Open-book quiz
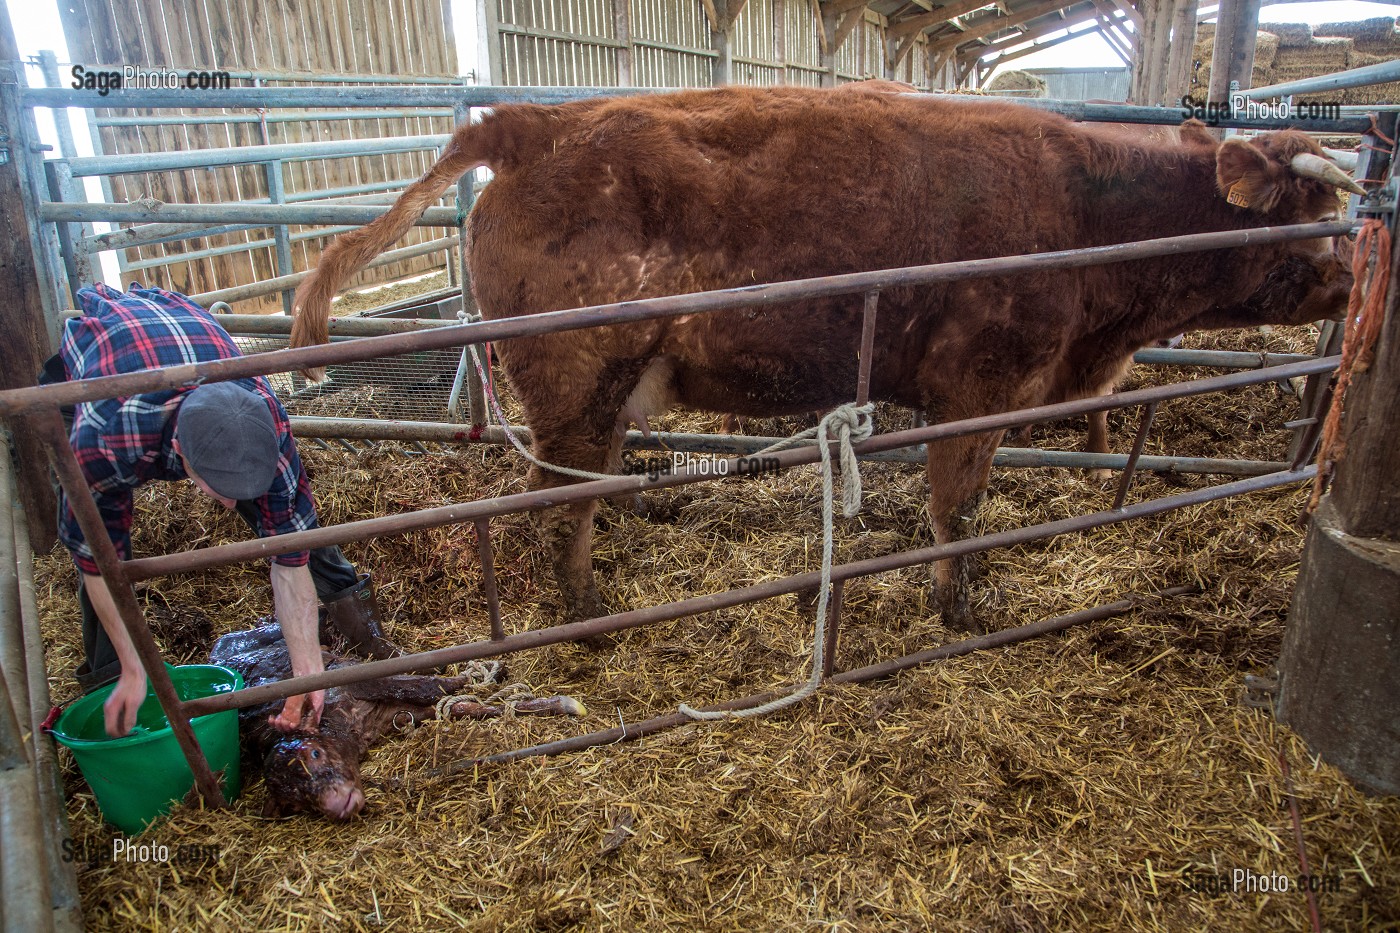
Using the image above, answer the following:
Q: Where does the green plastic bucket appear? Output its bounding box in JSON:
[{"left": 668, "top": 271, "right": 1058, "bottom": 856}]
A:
[{"left": 51, "top": 664, "right": 243, "bottom": 834}]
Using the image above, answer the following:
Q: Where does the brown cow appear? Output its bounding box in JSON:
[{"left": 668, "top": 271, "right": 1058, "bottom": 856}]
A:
[{"left": 291, "top": 85, "right": 1357, "bottom": 633}]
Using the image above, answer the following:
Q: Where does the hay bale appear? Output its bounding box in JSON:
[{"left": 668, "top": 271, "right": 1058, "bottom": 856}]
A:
[
  {"left": 1317, "top": 16, "right": 1399, "bottom": 53},
  {"left": 1187, "top": 30, "right": 1277, "bottom": 100},
  {"left": 1342, "top": 50, "right": 1400, "bottom": 105},
  {"left": 986, "top": 69, "right": 1048, "bottom": 97},
  {"left": 1267, "top": 21, "right": 1315, "bottom": 47}
]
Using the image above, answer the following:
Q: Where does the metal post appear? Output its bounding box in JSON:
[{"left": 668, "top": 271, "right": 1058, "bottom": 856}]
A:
[
  {"left": 821, "top": 579, "right": 845, "bottom": 680},
  {"left": 452, "top": 102, "right": 486, "bottom": 427},
  {"left": 29, "top": 408, "right": 226, "bottom": 808},
  {"left": 855, "top": 291, "right": 878, "bottom": 406},
  {"left": 474, "top": 518, "right": 505, "bottom": 640},
  {"left": 265, "top": 160, "right": 295, "bottom": 314},
  {"left": 1113, "top": 402, "right": 1158, "bottom": 510}
]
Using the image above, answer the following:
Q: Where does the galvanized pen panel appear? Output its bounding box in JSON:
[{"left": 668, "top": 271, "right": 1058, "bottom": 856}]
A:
[{"left": 53, "top": 0, "right": 459, "bottom": 313}]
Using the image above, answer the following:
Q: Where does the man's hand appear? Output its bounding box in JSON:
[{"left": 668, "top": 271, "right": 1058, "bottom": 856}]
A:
[
  {"left": 269, "top": 562, "right": 325, "bottom": 732},
  {"left": 81, "top": 573, "right": 151, "bottom": 737},
  {"left": 104, "top": 666, "right": 148, "bottom": 737}
]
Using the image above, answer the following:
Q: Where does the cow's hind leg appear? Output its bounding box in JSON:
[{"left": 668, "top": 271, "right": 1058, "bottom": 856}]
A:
[
  {"left": 925, "top": 430, "right": 1002, "bottom": 635},
  {"left": 1085, "top": 409, "right": 1114, "bottom": 483}
]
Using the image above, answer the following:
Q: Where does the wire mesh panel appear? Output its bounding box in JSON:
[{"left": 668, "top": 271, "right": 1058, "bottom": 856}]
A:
[{"left": 233, "top": 334, "right": 467, "bottom": 422}]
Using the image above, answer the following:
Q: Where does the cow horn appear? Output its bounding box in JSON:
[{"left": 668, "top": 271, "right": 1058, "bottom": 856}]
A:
[
  {"left": 1290, "top": 152, "right": 1366, "bottom": 196},
  {"left": 1321, "top": 147, "right": 1360, "bottom": 172}
]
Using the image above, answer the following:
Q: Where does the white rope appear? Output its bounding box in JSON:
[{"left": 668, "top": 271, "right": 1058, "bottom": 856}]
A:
[
  {"left": 678, "top": 402, "right": 873, "bottom": 720},
  {"left": 467, "top": 344, "right": 876, "bottom": 722},
  {"left": 468, "top": 344, "right": 620, "bottom": 481}
]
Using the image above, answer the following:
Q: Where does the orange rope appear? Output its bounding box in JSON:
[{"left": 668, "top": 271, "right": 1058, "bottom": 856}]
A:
[{"left": 1309, "top": 219, "right": 1393, "bottom": 512}]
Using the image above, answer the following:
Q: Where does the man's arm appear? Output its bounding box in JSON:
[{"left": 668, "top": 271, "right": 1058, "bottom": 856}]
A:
[
  {"left": 268, "top": 561, "right": 326, "bottom": 730},
  {"left": 81, "top": 573, "right": 147, "bottom": 737}
]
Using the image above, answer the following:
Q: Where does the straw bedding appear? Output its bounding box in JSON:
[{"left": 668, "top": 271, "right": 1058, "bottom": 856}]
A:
[{"left": 35, "top": 323, "right": 1400, "bottom": 931}]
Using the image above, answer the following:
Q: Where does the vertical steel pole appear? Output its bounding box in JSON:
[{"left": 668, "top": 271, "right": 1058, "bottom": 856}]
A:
[
  {"left": 265, "top": 160, "right": 295, "bottom": 314},
  {"left": 452, "top": 101, "right": 487, "bottom": 426},
  {"left": 30, "top": 408, "right": 226, "bottom": 808},
  {"left": 820, "top": 579, "right": 845, "bottom": 680},
  {"left": 474, "top": 518, "right": 505, "bottom": 640},
  {"left": 855, "top": 291, "right": 879, "bottom": 406}
]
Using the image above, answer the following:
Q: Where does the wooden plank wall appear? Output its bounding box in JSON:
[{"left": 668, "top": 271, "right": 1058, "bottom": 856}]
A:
[
  {"left": 491, "top": 0, "right": 931, "bottom": 90},
  {"left": 56, "top": 0, "right": 458, "bottom": 313}
]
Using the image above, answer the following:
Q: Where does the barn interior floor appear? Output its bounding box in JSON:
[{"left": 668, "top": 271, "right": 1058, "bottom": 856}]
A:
[{"left": 36, "top": 324, "right": 1399, "bottom": 932}]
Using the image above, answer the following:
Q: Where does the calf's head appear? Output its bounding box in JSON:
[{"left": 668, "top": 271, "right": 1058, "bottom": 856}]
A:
[{"left": 260, "top": 732, "right": 365, "bottom": 821}]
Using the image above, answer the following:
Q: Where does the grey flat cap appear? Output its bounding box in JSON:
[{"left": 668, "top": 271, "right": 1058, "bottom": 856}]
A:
[{"left": 176, "top": 383, "right": 279, "bottom": 501}]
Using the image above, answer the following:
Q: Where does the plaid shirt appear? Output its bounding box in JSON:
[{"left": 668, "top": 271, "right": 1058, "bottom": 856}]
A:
[{"left": 57, "top": 284, "right": 316, "bottom": 575}]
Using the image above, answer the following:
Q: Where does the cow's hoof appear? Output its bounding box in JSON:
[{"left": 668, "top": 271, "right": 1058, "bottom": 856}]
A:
[
  {"left": 1087, "top": 468, "right": 1115, "bottom": 485},
  {"left": 563, "top": 589, "right": 615, "bottom": 649},
  {"left": 935, "top": 587, "right": 985, "bottom": 636}
]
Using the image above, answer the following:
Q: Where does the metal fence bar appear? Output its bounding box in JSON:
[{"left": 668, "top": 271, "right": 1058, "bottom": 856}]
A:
[
  {"left": 20, "top": 86, "right": 1379, "bottom": 133},
  {"left": 0, "top": 221, "right": 1354, "bottom": 417},
  {"left": 285, "top": 416, "right": 1291, "bottom": 476},
  {"left": 115, "top": 357, "right": 1336, "bottom": 582},
  {"left": 179, "top": 467, "right": 1314, "bottom": 717},
  {"left": 42, "top": 201, "right": 459, "bottom": 227},
  {"left": 433, "top": 583, "right": 1201, "bottom": 772},
  {"left": 93, "top": 109, "right": 453, "bottom": 127},
  {"left": 61, "top": 134, "right": 452, "bottom": 176},
  {"left": 188, "top": 234, "right": 459, "bottom": 306},
  {"left": 1239, "top": 58, "right": 1400, "bottom": 101}
]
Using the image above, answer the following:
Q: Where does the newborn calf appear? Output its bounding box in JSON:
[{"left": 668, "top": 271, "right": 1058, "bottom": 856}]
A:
[{"left": 210, "top": 625, "right": 582, "bottom": 820}]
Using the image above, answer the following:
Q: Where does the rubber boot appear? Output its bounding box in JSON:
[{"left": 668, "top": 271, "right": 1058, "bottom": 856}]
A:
[{"left": 320, "top": 573, "right": 401, "bottom": 660}]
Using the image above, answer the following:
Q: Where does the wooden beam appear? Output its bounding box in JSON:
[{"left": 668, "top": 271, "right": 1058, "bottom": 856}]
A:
[
  {"left": 610, "top": 0, "right": 633, "bottom": 85},
  {"left": 1106, "top": 0, "right": 1144, "bottom": 31},
  {"left": 927, "top": 0, "right": 1080, "bottom": 56},
  {"left": 891, "top": 34, "right": 920, "bottom": 73},
  {"left": 1096, "top": 15, "right": 1133, "bottom": 64},
  {"left": 709, "top": 0, "right": 733, "bottom": 85},
  {"left": 773, "top": 0, "right": 787, "bottom": 83},
  {"left": 834, "top": 5, "right": 865, "bottom": 50},
  {"left": 823, "top": 0, "right": 872, "bottom": 14},
  {"left": 983, "top": 17, "right": 1105, "bottom": 67},
  {"left": 0, "top": 27, "right": 60, "bottom": 548},
  {"left": 974, "top": 6, "right": 1097, "bottom": 57},
  {"left": 1164, "top": 0, "right": 1197, "bottom": 102},
  {"left": 701, "top": 0, "right": 723, "bottom": 31},
  {"left": 888, "top": 0, "right": 998, "bottom": 39},
  {"left": 729, "top": 0, "right": 752, "bottom": 22},
  {"left": 1091, "top": 0, "right": 1135, "bottom": 50}
]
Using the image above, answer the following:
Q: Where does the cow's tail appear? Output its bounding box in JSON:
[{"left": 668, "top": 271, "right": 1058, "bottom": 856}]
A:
[{"left": 289, "top": 106, "right": 557, "bottom": 379}]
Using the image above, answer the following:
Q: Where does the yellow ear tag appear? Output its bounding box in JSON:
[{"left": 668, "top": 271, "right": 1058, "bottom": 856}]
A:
[{"left": 1226, "top": 181, "right": 1250, "bottom": 208}]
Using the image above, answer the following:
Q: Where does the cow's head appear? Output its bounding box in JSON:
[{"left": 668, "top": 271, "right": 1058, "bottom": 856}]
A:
[{"left": 1215, "top": 131, "right": 1363, "bottom": 221}]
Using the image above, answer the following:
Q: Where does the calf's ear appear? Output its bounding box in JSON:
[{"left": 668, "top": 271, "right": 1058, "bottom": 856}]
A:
[{"left": 1216, "top": 137, "right": 1284, "bottom": 213}]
